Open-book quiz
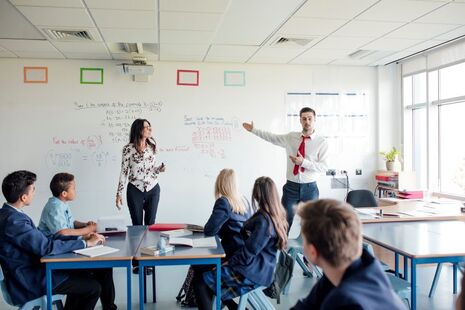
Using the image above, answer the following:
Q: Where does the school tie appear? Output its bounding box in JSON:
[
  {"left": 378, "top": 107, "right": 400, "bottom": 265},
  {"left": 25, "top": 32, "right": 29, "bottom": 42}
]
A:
[{"left": 293, "top": 136, "right": 311, "bottom": 175}]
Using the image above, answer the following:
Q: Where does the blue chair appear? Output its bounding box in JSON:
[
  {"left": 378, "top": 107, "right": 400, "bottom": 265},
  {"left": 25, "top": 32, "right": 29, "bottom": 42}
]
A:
[
  {"left": 0, "top": 267, "right": 64, "bottom": 310},
  {"left": 213, "top": 286, "right": 275, "bottom": 310}
]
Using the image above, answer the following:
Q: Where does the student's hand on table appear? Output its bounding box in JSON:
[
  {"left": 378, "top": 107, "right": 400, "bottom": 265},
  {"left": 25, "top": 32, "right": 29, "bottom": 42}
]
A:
[
  {"left": 87, "top": 221, "right": 96, "bottom": 226},
  {"left": 86, "top": 233, "right": 105, "bottom": 247},
  {"left": 289, "top": 151, "right": 304, "bottom": 165},
  {"left": 86, "top": 222, "right": 97, "bottom": 233},
  {"left": 242, "top": 121, "right": 253, "bottom": 132},
  {"left": 116, "top": 195, "right": 122, "bottom": 210}
]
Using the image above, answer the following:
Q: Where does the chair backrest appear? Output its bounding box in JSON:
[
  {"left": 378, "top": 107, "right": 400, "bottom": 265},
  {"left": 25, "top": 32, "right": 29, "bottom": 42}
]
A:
[
  {"left": 346, "top": 190, "right": 378, "bottom": 208},
  {"left": 0, "top": 266, "right": 15, "bottom": 306}
]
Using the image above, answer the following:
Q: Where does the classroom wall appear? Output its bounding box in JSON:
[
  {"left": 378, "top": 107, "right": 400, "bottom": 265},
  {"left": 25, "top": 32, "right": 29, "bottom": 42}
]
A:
[{"left": 0, "top": 59, "right": 378, "bottom": 230}]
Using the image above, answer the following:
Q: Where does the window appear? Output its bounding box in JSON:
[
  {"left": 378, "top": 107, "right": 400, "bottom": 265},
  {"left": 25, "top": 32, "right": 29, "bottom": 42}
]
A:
[{"left": 403, "top": 60, "right": 465, "bottom": 197}]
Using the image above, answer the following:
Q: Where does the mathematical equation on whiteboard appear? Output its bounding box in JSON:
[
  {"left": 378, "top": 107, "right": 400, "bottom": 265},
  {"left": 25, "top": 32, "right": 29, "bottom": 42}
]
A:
[
  {"left": 73, "top": 100, "right": 164, "bottom": 144},
  {"left": 46, "top": 148, "right": 118, "bottom": 169},
  {"left": 184, "top": 115, "right": 239, "bottom": 159}
]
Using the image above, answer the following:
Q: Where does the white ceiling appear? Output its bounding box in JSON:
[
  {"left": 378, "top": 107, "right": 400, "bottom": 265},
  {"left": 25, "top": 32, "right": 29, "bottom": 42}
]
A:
[{"left": 1, "top": 0, "right": 465, "bottom": 66}]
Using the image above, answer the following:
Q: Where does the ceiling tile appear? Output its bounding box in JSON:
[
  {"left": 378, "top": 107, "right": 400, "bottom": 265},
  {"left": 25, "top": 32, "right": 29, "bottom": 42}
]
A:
[
  {"left": 160, "top": 30, "right": 214, "bottom": 44},
  {"left": 330, "top": 58, "right": 374, "bottom": 66},
  {"left": 404, "top": 39, "right": 446, "bottom": 52},
  {"left": 10, "top": 0, "right": 84, "bottom": 8},
  {"left": 52, "top": 41, "right": 109, "bottom": 53},
  {"left": 356, "top": 0, "right": 445, "bottom": 22},
  {"left": 333, "top": 20, "right": 405, "bottom": 37},
  {"left": 362, "top": 37, "right": 423, "bottom": 50},
  {"left": 279, "top": 18, "right": 348, "bottom": 37},
  {"left": 204, "top": 56, "right": 246, "bottom": 63},
  {"left": 416, "top": 3, "right": 465, "bottom": 24},
  {"left": 16, "top": 6, "right": 94, "bottom": 27},
  {"left": 0, "top": 50, "right": 17, "bottom": 58},
  {"left": 0, "top": 39, "right": 58, "bottom": 51},
  {"left": 90, "top": 9, "right": 156, "bottom": 29},
  {"left": 297, "top": 48, "right": 354, "bottom": 59},
  {"left": 15, "top": 50, "right": 65, "bottom": 58},
  {"left": 213, "top": 0, "right": 305, "bottom": 45},
  {"left": 248, "top": 55, "right": 297, "bottom": 64},
  {"left": 84, "top": 0, "right": 156, "bottom": 10},
  {"left": 159, "top": 54, "right": 204, "bottom": 62},
  {"left": 100, "top": 28, "right": 157, "bottom": 43},
  {"left": 291, "top": 58, "right": 334, "bottom": 65},
  {"left": 296, "top": 0, "right": 378, "bottom": 19},
  {"left": 207, "top": 45, "right": 258, "bottom": 57},
  {"left": 252, "top": 46, "right": 303, "bottom": 58},
  {"left": 435, "top": 25, "right": 465, "bottom": 41},
  {"left": 313, "top": 36, "right": 375, "bottom": 50},
  {"left": 64, "top": 52, "right": 111, "bottom": 59},
  {"left": 160, "top": 0, "right": 230, "bottom": 13},
  {"left": 160, "top": 12, "right": 222, "bottom": 31},
  {"left": 160, "top": 43, "right": 209, "bottom": 56},
  {"left": 0, "top": 0, "right": 45, "bottom": 40},
  {"left": 386, "top": 23, "right": 460, "bottom": 40}
]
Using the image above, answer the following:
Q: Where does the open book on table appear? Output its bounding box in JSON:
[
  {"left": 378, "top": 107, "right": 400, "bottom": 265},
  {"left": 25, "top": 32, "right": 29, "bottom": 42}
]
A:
[
  {"left": 160, "top": 229, "right": 193, "bottom": 238},
  {"left": 169, "top": 237, "right": 217, "bottom": 248},
  {"left": 73, "top": 245, "right": 119, "bottom": 258}
]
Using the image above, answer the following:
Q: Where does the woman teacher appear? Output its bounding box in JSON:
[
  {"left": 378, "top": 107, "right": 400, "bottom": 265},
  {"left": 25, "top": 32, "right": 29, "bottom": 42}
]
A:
[{"left": 116, "top": 118, "right": 166, "bottom": 225}]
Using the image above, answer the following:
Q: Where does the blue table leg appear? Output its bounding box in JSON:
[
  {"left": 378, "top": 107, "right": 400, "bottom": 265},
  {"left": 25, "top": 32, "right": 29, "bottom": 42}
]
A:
[
  {"left": 395, "top": 253, "right": 399, "bottom": 277},
  {"left": 454, "top": 263, "right": 458, "bottom": 294},
  {"left": 46, "top": 265, "right": 52, "bottom": 310},
  {"left": 216, "top": 260, "right": 221, "bottom": 310},
  {"left": 139, "top": 264, "right": 145, "bottom": 310},
  {"left": 411, "top": 259, "right": 417, "bottom": 310},
  {"left": 127, "top": 264, "right": 132, "bottom": 310},
  {"left": 404, "top": 256, "right": 409, "bottom": 281}
]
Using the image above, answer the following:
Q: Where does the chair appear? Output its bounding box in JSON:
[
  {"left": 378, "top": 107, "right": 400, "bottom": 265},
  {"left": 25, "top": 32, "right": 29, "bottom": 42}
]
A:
[
  {"left": 237, "top": 286, "right": 274, "bottom": 310},
  {"left": 346, "top": 189, "right": 378, "bottom": 208},
  {"left": 0, "top": 267, "right": 64, "bottom": 310}
]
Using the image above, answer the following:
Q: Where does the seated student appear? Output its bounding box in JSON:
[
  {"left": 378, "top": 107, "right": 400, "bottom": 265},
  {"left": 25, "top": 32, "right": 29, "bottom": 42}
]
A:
[
  {"left": 0, "top": 170, "right": 117, "bottom": 310},
  {"left": 38, "top": 172, "right": 96, "bottom": 237},
  {"left": 204, "top": 169, "right": 252, "bottom": 259},
  {"left": 291, "top": 199, "right": 405, "bottom": 310},
  {"left": 194, "top": 176, "right": 288, "bottom": 310}
]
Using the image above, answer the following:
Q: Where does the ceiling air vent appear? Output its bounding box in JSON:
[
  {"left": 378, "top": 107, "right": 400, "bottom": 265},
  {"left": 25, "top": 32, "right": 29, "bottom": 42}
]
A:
[
  {"left": 270, "top": 36, "right": 314, "bottom": 48},
  {"left": 43, "top": 29, "right": 94, "bottom": 41}
]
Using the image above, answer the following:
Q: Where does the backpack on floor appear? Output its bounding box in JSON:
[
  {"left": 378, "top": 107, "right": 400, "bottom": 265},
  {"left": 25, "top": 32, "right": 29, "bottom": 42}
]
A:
[
  {"left": 176, "top": 266, "right": 197, "bottom": 307},
  {"left": 263, "top": 250, "right": 294, "bottom": 304}
]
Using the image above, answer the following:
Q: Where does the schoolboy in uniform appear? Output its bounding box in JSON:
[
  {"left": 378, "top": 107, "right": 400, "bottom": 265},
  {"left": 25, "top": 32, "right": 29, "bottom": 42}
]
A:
[
  {"left": 291, "top": 199, "right": 405, "bottom": 310},
  {"left": 39, "top": 172, "right": 96, "bottom": 237},
  {"left": 0, "top": 170, "right": 116, "bottom": 310}
]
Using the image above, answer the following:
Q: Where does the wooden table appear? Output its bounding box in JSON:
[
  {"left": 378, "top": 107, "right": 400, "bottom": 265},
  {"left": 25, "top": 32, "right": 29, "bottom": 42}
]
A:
[
  {"left": 41, "top": 225, "right": 147, "bottom": 310},
  {"left": 134, "top": 231, "right": 225, "bottom": 310},
  {"left": 363, "top": 221, "right": 465, "bottom": 310}
]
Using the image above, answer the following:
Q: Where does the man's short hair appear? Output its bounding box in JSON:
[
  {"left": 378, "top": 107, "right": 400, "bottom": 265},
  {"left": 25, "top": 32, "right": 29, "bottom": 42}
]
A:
[
  {"left": 50, "top": 173, "right": 74, "bottom": 197},
  {"left": 2, "top": 170, "right": 37, "bottom": 203},
  {"left": 298, "top": 199, "right": 362, "bottom": 267},
  {"left": 299, "top": 107, "right": 316, "bottom": 117}
]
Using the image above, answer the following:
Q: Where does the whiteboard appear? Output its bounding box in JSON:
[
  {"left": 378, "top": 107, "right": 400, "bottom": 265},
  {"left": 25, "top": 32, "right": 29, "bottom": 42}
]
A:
[{"left": 0, "top": 60, "right": 378, "bottom": 226}]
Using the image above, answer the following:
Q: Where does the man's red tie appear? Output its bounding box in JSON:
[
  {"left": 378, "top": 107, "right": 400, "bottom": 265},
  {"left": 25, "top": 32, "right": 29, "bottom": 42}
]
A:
[{"left": 293, "top": 136, "right": 311, "bottom": 175}]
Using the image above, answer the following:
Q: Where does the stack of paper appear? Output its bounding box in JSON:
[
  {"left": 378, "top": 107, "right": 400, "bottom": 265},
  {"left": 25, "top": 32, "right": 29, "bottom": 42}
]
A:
[{"left": 73, "top": 245, "right": 119, "bottom": 257}]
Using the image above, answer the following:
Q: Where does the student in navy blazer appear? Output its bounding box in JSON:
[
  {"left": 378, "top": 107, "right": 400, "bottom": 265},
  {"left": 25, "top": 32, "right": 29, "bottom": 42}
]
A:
[
  {"left": 290, "top": 199, "right": 405, "bottom": 310},
  {"left": 204, "top": 169, "right": 251, "bottom": 259},
  {"left": 0, "top": 171, "right": 116, "bottom": 310},
  {"left": 195, "top": 176, "right": 288, "bottom": 310}
]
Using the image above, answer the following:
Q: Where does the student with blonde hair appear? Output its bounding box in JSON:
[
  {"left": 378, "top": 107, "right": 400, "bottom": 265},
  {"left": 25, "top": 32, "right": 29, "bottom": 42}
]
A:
[
  {"left": 204, "top": 169, "right": 251, "bottom": 259},
  {"left": 194, "top": 176, "right": 288, "bottom": 310}
]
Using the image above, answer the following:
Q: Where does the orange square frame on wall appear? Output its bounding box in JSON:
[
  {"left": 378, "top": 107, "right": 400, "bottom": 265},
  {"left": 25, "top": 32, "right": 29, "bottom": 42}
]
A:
[{"left": 24, "top": 66, "right": 48, "bottom": 83}]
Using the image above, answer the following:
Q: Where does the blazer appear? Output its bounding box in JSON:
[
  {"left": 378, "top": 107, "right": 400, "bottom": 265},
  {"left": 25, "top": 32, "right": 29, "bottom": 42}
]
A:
[
  {"left": 227, "top": 211, "right": 278, "bottom": 286},
  {"left": 204, "top": 197, "right": 251, "bottom": 259},
  {"left": 290, "top": 248, "right": 405, "bottom": 310},
  {"left": 0, "top": 203, "right": 84, "bottom": 305}
]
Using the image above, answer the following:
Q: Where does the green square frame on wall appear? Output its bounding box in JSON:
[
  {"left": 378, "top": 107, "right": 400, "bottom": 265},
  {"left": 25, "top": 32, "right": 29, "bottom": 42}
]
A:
[
  {"left": 80, "top": 68, "right": 104, "bottom": 84},
  {"left": 224, "top": 70, "right": 245, "bottom": 87}
]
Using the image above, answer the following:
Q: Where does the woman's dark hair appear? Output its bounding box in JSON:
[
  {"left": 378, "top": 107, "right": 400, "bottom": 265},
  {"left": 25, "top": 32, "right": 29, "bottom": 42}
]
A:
[
  {"left": 129, "top": 118, "right": 156, "bottom": 153},
  {"left": 50, "top": 172, "right": 74, "bottom": 197},
  {"left": 2, "top": 170, "right": 37, "bottom": 203},
  {"left": 252, "top": 176, "right": 288, "bottom": 250}
]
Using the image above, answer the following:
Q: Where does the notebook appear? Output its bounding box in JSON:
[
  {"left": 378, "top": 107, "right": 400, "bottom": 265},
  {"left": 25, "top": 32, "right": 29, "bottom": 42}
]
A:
[
  {"left": 160, "top": 229, "right": 193, "bottom": 238},
  {"left": 73, "top": 245, "right": 119, "bottom": 258},
  {"left": 169, "top": 237, "right": 217, "bottom": 248}
]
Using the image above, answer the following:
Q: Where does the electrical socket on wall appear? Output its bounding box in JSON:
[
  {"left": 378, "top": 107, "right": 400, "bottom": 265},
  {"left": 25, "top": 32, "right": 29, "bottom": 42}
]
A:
[
  {"left": 355, "top": 169, "right": 362, "bottom": 175},
  {"left": 326, "top": 169, "right": 336, "bottom": 176}
]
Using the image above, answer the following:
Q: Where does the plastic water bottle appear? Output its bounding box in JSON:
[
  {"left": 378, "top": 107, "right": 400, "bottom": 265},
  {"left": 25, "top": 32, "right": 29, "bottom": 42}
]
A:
[{"left": 158, "top": 237, "right": 167, "bottom": 250}]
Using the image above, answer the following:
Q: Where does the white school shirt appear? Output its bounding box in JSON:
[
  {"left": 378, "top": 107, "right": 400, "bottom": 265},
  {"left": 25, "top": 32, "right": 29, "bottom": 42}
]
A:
[
  {"left": 117, "top": 143, "right": 161, "bottom": 197},
  {"left": 251, "top": 128, "right": 329, "bottom": 184}
]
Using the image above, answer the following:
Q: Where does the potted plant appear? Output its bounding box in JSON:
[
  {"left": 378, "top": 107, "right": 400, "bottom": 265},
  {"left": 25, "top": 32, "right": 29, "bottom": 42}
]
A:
[{"left": 380, "top": 147, "right": 401, "bottom": 171}]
